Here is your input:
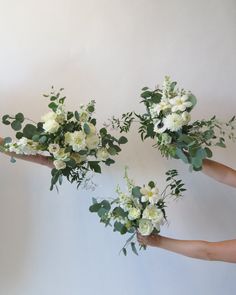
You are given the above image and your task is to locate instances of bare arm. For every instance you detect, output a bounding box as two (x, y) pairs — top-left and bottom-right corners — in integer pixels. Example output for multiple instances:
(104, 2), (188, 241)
(137, 233), (236, 263)
(0, 137), (53, 168)
(202, 159), (236, 188)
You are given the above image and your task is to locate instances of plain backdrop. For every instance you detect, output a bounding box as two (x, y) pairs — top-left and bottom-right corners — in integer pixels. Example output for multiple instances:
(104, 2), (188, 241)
(0, 0), (236, 294)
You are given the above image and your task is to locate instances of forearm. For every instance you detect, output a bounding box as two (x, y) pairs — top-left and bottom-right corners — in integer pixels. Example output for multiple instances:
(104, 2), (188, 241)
(156, 236), (211, 260)
(156, 236), (236, 263)
(202, 159), (236, 188)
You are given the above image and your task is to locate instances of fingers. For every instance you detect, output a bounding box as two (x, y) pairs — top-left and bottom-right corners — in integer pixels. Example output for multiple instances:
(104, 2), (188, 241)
(136, 232), (147, 246)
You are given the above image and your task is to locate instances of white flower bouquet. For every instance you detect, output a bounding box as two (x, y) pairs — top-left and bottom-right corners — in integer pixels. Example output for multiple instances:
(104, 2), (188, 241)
(1, 87), (128, 190)
(111, 76), (236, 171)
(89, 168), (185, 255)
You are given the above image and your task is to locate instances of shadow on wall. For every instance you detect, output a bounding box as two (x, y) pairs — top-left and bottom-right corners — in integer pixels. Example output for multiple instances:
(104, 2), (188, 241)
(0, 160), (32, 287)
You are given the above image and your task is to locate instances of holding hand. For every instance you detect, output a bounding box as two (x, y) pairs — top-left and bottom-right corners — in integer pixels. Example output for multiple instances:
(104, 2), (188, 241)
(0, 136), (54, 169)
(137, 232), (161, 248)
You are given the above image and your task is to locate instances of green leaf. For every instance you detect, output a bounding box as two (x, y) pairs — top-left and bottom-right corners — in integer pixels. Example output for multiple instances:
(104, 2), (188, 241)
(108, 147), (117, 155)
(105, 158), (115, 166)
(16, 132), (23, 139)
(141, 91), (152, 98)
(3, 137), (12, 144)
(89, 161), (101, 173)
(83, 123), (90, 135)
(122, 248), (127, 256)
(74, 111), (80, 121)
(118, 136), (128, 144)
(39, 135), (48, 144)
(114, 221), (127, 235)
(11, 120), (22, 131)
(132, 186), (142, 198)
(99, 128), (107, 136)
(23, 124), (38, 139)
(2, 115), (11, 125)
(188, 94), (197, 108)
(10, 156), (16, 163)
(66, 159), (77, 169)
(113, 207), (127, 218)
(48, 102), (58, 112)
(148, 181), (155, 188)
(131, 242), (138, 255)
(101, 200), (111, 210)
(87, 105), (95, 113)
(15, 113), (24, 122)
(89, 203), (101, 213)
(98, 207), (108, 218)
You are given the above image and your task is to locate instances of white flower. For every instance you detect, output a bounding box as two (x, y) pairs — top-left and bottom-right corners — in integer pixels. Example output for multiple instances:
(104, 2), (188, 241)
(53, 159), (66, 170)
(163, 113), (183, 132)
(43, 119), (60, 133)
(48, 143), (60, 154)
(8, 137), (38, 155)
(140, 185), (160, 204)
(142, 205), (164, 224)
(96, 147), (110, 161)
(169, 95), (192, 112)
(54, 148), (70, 160)
(151, 99), (171, 116)
(182, 111), (191, 124)
(138, 219), (154, 236)
(71, 131), (86, 152)
(41, 111), (57, 122)
(64, 132), (74, 145)
(154, 120), (167, 134)
(86, 134), (100, 150)
(128, 207), (141, 220)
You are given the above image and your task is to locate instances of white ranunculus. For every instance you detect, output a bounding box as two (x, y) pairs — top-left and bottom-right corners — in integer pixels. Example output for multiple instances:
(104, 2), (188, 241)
(41, 111), (57, 122)
(43, 119), (60, 133)
(86, 134), (100, 150)
(48, 143), (60, 154)
(142, 205), (164, 224)
(64, 132), (74, 145)
(138, 219), (154, 236)
(169, 95), (192, 113)
(182, 111), (191, 124)
(54, 148), (70, 160)
(163, 113), (183, 132)
(96, 147), (110, 161)
(71, 131), (86, 152)
(128, 207), (141, 221)
(53, 159), (66, 170)
(140, 185), (160, 204)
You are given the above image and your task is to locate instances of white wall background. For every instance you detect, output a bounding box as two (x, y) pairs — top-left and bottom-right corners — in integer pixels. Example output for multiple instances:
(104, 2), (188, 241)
(0, 0), (236, 294)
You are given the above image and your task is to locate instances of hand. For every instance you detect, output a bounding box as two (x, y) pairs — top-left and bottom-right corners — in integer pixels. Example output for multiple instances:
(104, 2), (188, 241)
(137, 232), (162, 247)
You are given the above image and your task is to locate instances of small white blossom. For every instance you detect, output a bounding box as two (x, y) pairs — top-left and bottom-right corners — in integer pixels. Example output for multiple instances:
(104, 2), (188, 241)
(96, 147), (110, 161)
(140, 185), (160, 204)
(128, 207), (141, 221)
(169, 95), (192, 113)
(53, 159), (66, 170)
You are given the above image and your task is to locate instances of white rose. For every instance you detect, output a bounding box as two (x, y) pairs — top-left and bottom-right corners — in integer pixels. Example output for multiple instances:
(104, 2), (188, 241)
(96, 147), (110, 161)
(71, 131), (86, 152)
(142, 205), (164, 224)
(41, 111), (57, 122)
(128, 207), (141, 221)
(53, 159), (66, 170)
(64, 132), (74, 145)
(138, 219), (154, 236)
(86, 134), (100, 150)
(48, 143), (60, 154)
(43, 119), (60, 133)
(163, 113), (183, 132)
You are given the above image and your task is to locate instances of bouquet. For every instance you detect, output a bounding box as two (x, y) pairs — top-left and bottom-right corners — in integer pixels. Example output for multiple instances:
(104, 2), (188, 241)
(111, 76), (236, 170)
(89, 168), (185, 255)
(1, 87), (128, 190)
